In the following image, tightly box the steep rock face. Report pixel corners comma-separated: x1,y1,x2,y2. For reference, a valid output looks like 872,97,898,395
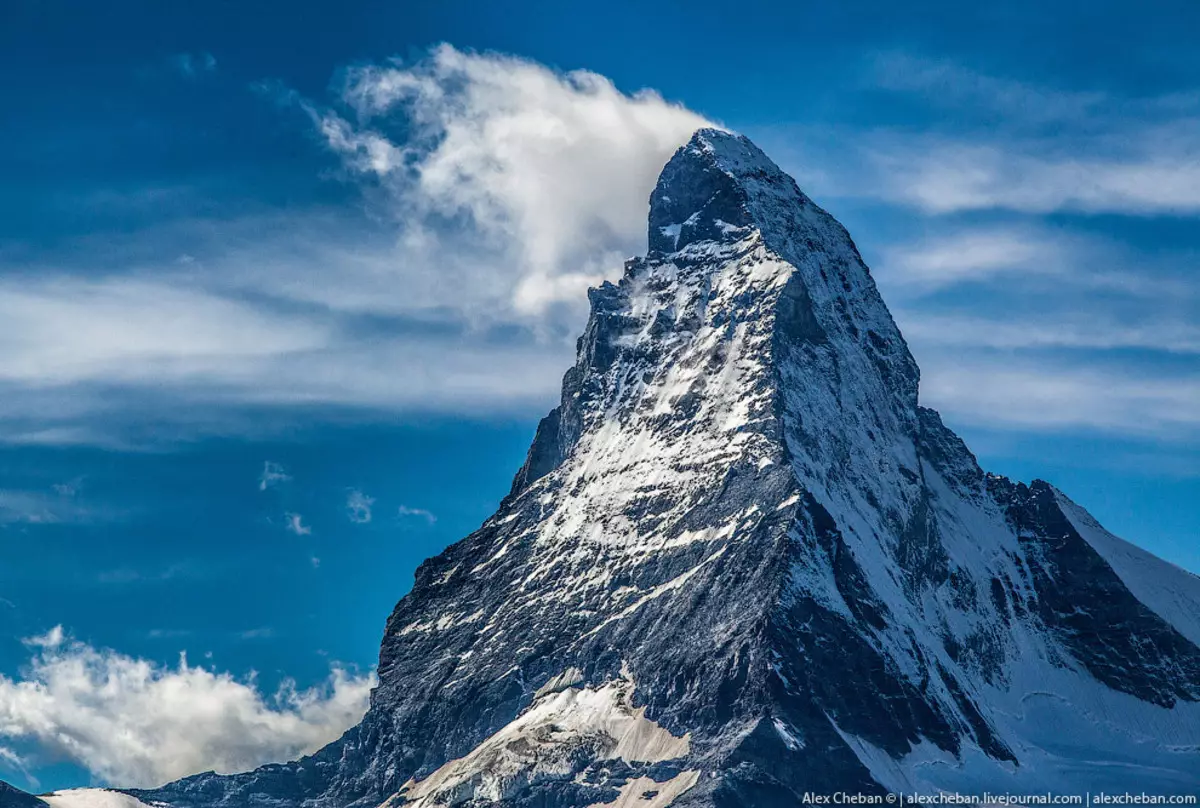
132,129,1200,807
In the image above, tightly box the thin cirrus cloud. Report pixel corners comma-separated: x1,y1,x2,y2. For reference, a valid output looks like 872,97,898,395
0,627,373,788
878,227,1070,291
874,223,1200,436
852,54,1200,216
873,138,1200,216
0,487,115,525
917,359,1200,435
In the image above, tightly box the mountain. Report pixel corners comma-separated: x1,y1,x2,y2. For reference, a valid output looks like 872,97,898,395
13,129,1200,807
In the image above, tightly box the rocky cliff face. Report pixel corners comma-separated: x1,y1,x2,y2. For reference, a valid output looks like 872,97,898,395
124,129,1200,807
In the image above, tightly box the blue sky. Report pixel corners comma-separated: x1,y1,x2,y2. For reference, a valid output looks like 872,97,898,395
0,0,1197,793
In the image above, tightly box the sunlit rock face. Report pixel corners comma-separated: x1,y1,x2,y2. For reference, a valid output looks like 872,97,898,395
119,130,1200,808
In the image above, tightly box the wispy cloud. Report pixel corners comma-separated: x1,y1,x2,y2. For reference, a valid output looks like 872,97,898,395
869,53,1107,127
259,461,292,492
898,312,1200,355
0,487,107,525
880,227,1070,290
345,489,374,524
94,563,196,585
861,57,1200,216
397,504,436,525
172,52,217,79
918,358,1200,436
284,513,311,536
0,627,373,787
763,54,1200,218
871,135,1200,216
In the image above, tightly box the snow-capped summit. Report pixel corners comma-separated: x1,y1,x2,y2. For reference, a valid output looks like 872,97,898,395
48,129,1199,808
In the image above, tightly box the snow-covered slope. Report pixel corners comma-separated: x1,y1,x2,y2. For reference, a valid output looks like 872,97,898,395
41,791,156,808
120,129,1200,807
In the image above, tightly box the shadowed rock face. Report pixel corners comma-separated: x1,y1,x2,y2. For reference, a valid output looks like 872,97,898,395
121,129,1200,808
0,783,48,808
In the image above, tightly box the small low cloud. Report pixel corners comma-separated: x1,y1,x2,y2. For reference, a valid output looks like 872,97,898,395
284,512,311,536
94,563,194,585
259,461,291,491
345,489,374,524
0,626,374,787
24,626,65,649
397,505,436,525
237,627,275,641
173,51,217,79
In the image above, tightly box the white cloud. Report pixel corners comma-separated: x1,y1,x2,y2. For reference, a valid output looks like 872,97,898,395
345,490,374,524
917,356,1200,436
258,461,292,492
880,227,1069,290
859,59,1200,216
311,43,714,316
284,513,311,536
397,505,436,525
0,628,374,788
870,53,1108,127
898,312,1200,354
766,57,1200,217
25,626,65,649
873,135,1200,216
0,277,330,387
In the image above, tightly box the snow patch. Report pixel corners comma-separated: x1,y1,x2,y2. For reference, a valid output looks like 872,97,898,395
399,670,690,806
772,717,804,751
586,770,701,807
42,791,157,808
534,666,584,698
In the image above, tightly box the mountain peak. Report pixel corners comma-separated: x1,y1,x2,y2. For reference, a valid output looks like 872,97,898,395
116,126,1200,808
648,127,810,254
684,127,787,179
